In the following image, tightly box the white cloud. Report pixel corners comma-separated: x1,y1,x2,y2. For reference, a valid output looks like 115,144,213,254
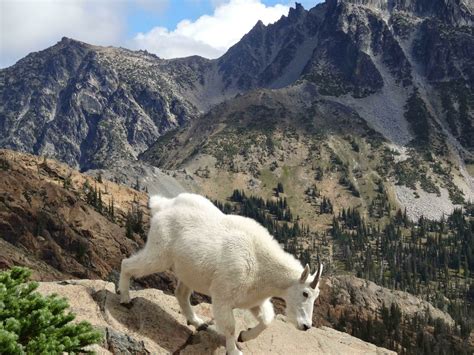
131,0,290,59
0,0,127,68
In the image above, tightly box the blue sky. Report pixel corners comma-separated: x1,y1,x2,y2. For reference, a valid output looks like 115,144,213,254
1,0,323,68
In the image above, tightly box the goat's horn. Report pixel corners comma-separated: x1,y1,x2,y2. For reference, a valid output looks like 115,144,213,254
310,263,323,289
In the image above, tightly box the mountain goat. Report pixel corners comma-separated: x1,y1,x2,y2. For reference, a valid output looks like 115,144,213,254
118,193,323,355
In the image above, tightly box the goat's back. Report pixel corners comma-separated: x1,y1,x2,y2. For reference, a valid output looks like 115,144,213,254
146,193,298,298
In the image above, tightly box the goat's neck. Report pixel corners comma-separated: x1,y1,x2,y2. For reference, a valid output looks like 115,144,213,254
256,255,302,299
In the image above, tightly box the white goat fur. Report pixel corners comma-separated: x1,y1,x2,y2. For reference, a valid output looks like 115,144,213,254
119,193,322,355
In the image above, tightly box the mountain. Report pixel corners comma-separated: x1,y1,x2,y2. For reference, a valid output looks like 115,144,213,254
141,0,473,219
218,0,473,149
0,39,219,171
1,0,473,170
1,0,472,216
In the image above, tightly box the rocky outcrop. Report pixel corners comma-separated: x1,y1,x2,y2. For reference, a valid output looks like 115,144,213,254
37,279,396,354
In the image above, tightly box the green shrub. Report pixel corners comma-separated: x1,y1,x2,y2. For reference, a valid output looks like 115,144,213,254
0,267,102,354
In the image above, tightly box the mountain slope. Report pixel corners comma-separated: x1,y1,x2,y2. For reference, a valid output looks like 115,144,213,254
0,149,147,279
0,0,472,263
2,149,461,353
218,0,473,151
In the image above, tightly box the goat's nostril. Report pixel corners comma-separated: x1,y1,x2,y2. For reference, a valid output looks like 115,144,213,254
303,324,310,331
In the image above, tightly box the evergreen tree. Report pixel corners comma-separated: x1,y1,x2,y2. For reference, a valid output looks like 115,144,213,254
0,267,102,354
277,182,284,194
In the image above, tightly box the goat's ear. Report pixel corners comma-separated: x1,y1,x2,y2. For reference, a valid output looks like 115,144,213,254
310,263,323,289
300,264,311,283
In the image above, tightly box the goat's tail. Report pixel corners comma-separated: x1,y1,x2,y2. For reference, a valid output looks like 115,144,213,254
149,195,173,215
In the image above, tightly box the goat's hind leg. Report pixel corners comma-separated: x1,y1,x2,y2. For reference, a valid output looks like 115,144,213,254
118,249,169,305
238,298,274,342
175,281,206,330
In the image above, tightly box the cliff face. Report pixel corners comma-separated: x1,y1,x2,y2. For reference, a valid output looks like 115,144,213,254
0,149,184,295
216,0,473,152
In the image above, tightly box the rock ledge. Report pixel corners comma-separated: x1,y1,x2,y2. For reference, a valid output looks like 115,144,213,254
38,280,395,354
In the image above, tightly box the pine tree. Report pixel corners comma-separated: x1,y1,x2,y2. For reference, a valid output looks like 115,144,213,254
133,177,140,191
108,196,115,222
277,182,284,194
0,267,102,353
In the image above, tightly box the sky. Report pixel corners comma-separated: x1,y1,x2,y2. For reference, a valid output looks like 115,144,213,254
0,0,323,68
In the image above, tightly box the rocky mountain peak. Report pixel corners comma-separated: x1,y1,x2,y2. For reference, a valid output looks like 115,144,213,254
327,0,388,10
288,2,306,18
327,0,473,25
58,36,87,46
253,19,265,29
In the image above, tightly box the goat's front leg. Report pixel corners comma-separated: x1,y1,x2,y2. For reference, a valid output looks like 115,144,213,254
238,298,275,342
212,301,242,355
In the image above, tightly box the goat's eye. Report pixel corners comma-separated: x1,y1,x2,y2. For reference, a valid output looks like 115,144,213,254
303,291,309,298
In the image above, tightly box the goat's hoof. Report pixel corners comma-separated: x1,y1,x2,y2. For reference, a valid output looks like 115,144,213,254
196,323,209,331
238,328,251,342
186,320,208,331
120,300,134,309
